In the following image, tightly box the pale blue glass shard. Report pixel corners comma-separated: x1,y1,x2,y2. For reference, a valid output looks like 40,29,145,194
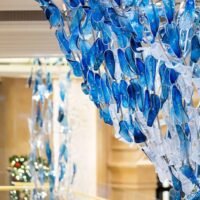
145,55,157,91
172,85,188,124
162,0,175,23
45,3,63,27
118,49,134,78
120,80,129,108
55,28,71,55
176,125,189,159
170,189,181,200
119,121,133,142
147,94,160,127
95,74,104,103
180,165,200,187
45,142,52,165
59,163,66,182
59,143,68,162
104,50,115,79
59,82,66,101
67,60,82,77
145,4,160,38
164,23,182,58
100,107,113,125
112,81,121,112
191,35,200,63
69,33,79,51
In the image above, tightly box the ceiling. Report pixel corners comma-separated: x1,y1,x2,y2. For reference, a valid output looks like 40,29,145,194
0,0,63,58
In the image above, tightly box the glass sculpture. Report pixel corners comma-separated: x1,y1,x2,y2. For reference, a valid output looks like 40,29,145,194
28,59,76,199
34,0,200,199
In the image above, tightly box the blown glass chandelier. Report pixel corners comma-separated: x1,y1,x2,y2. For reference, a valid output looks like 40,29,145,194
34,0,200,199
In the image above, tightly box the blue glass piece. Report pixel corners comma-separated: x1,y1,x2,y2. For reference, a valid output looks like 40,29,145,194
131,120,147,143
185,0,195,13
170,68,179,84
91,8,103,22
145,4,160,38
67,60,82,77
130,37,142,53
79,39,90,61
59,143,68,162
69,0,80,7
191,35,200,63
114,0,121,6
59,82,66,101
145,55,157,91
56,28,71,55
46,72,53,93
147,94,160,127
81,81,90,95
112,81,121,112
120,80,129,108
188,191,200,200
36,104,43,127
144,89,150,119
176,125,189,158
100,107,113,125
45,142,52,165
81,59,89,80
71,163,77,184
45,3,63,27
162,0,175,23
119,121,133,142
118,49,134,77
165,23,182,58
59,163,66,182
180,165,200,187
125,47,137,74
95,74,104,103
108,8,121,28
58,107,64,123
169,189,181,200
172,85,188,124
127,84,136,113
69,33,79,51
101,74,111,104
104,50,115,79
131,80,144,112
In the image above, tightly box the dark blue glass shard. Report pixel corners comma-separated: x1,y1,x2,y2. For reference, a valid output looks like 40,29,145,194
69,0,80,7
118,49,134,78
100,107,113,125
58,107,64,122
112,81,121,112
119,121,133,142
191,35,200,63
144,89,150,119
130,37,142,53
120,80,129,108
145,55,157,91
91,8,103,22
127,84,136,113
67,60,82,77
185,0,195,14
45,3,63,27
131,120,147,143
45,141,52,165
81,81,90,95
165,23,182,58
108,8,121,28
56,28,71,55
114,0,121,6
170,68,179,84
104,50,115,79
95,74,104,103
180,165,200,187
81,59,89,80
172,85,189,123
162,0,175,23
125,47,137,74
147,94,160,127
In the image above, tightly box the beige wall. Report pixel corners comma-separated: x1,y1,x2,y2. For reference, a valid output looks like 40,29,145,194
0,78,31,199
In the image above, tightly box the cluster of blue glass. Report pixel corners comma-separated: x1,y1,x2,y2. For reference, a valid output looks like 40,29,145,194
35,0,200,199
28,60,76,200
